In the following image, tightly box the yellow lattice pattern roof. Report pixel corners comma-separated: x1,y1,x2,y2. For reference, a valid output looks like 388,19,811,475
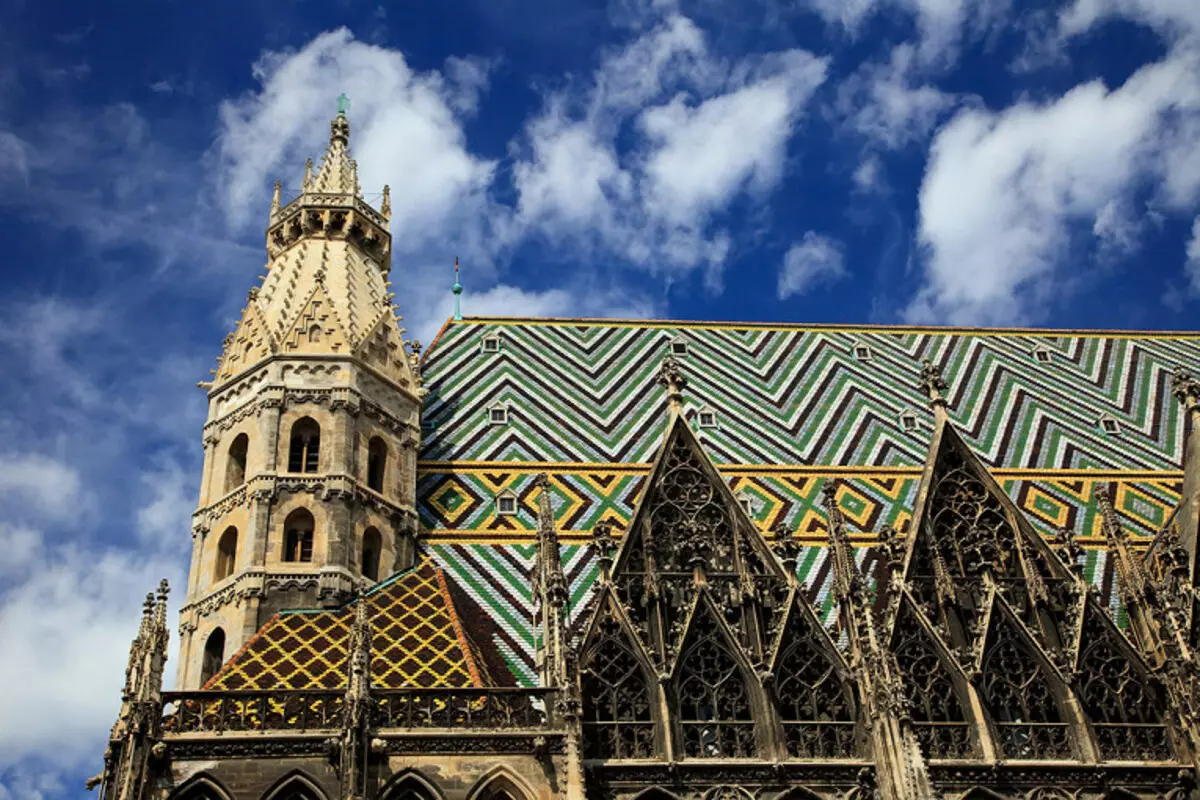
208,561,488,690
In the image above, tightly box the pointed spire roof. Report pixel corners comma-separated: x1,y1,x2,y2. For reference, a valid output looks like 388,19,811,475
307,106,360,196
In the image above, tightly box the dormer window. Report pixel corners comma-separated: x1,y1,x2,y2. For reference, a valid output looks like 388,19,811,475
852,342,873,362
482,333,501,354
899,411,919,433
488,403,509,425
1033,345,1052,364
697,408,718,429
737,494,755,516
496,491,518,516
670,337,689,357
1099,415,1121,436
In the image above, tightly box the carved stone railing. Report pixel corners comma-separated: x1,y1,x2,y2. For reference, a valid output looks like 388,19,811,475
994,722,1073,760
370,688,551,730
914,721,975,760
1093,723,1174,762
161,688,554,735
782,721,859,759
163,691,345,733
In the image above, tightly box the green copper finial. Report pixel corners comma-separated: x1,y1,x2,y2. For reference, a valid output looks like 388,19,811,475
337,93,351,115
452,256,463,321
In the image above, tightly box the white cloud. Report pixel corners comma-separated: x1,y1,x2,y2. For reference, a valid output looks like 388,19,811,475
514,14,827,285
806,0,1010,65
777,233,848,299
0,454,82,523
837,44,957,150
1060,0,1200,42
214,27,500,256
1187,216,1200,293
906,48,1200,324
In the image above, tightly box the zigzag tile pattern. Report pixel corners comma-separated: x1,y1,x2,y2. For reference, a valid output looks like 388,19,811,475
421,321,1200,468
416,319,1199,687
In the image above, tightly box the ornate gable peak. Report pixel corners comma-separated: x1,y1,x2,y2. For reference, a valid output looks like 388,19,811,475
609,414,788,585
978,590,1068,684
214,296,278,385
902,417,1074,584
889,589,973,681
579,585,660,677
280,280,352,355
767,586,851,678
353,308,419,391
669,589,757,680
1068,592,1152,678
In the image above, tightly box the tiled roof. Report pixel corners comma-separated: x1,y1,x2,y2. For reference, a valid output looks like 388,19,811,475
408,318,1200,686
207,561,503,690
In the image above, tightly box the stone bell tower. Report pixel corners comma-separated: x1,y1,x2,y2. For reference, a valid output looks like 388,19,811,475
175,103,424,690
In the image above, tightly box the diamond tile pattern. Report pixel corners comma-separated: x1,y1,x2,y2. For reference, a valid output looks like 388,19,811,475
207,561,489,690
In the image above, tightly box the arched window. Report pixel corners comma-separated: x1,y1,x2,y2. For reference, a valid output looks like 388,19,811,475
582,614,656,759
262,772,326,800
469,772,530,800
169,774,233,800
308,325,322,343
892,605,974,759
1076,606,1171,760
283,508,315,563
378,773,442,800
362,527,382,581
288,418,320,473
980,617,1071,759
775,613,856,758
367,436,388,493
225,433,249,493
200,628,225,686
215,526,238,581
675,613,756,758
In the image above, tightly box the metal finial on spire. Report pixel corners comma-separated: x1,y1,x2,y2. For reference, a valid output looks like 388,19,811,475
452,257,463,321
918,358,949,415
658,352,687,413
337,93,351,115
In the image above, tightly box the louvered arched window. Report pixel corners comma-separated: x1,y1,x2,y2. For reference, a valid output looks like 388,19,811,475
675,614,756,758
581,617,656,759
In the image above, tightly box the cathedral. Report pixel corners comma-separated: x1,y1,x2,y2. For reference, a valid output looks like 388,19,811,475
94,108,1200,800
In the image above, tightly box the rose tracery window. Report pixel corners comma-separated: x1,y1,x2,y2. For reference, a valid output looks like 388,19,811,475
775,617,856,759
676,614,756,758
980,618,1072,760
1077,608,1172,761
582,618,656,760
893,606,975,759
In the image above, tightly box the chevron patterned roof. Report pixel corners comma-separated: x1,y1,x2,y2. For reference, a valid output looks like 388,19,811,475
408,317,1200,686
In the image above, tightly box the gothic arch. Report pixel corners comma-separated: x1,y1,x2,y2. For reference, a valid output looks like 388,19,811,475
261,770,328,800
671,593,762,759
774,788,825,800
629,789,684,800
225,432,249,493
978,600,1073,760
1073,601,1172,761
769,592,857,759
170,773,235,800
287,417,321,474
959,788,1013,800
464,766,535,800
377,769,447,800
890,595,977,759
200,627,226,687
579,589,659,760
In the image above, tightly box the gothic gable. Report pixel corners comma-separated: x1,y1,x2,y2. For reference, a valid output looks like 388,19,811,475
354,308,419,392
214,296,277,384
768,589,858,759
578,587,660,760
608,414,790,666
889,592,977,759
670,592,761,759
281,281,351,355
976,596,1074,760
1072,599,1173,761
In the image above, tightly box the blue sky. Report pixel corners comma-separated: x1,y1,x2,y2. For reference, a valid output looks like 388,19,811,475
1,0,1199,796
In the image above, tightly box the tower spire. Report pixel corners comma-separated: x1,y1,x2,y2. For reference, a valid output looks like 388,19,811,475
307,96,359,196
452,257,463,321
